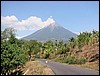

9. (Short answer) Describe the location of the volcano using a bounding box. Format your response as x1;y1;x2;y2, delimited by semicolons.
22;22;77;43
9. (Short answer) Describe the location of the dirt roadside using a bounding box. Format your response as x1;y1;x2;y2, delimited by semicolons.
21;61;55;75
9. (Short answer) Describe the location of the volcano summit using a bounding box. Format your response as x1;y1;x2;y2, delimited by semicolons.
22;19;77;43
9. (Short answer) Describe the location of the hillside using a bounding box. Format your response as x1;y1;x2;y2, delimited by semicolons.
50;31;99;71
67;42;99;70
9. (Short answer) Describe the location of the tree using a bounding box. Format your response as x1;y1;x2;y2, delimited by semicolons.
67;37;76;49
23;40;33;61
42;40;56;59
1;43;28;75
55;40;58;46
1;28;28;75
58;40;64;48
23;40;42;60
1;27;16;41
92;30;99;44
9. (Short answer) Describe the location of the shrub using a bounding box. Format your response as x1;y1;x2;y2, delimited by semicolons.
66;47;70;52
64;56;77;64
1;43;28;75
64;56;86;64
78;58;86;64
56;50;63;54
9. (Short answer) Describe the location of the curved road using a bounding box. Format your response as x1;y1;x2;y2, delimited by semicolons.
37;59;99;75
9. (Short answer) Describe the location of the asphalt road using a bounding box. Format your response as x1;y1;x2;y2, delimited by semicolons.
37;59;99;75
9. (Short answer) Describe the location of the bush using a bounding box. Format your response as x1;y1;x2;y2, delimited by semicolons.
64;56;77;64
66;47;70;52
55;57;64;63
56;50;63;54
63;53;68;57
78;58;86;64
1;43;28;75
64;56;86;64
35;53;40;58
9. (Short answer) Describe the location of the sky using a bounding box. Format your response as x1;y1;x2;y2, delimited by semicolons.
1;1;99;39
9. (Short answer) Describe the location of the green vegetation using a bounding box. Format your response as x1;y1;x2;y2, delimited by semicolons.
1;28;28;75
1;27;99;75
64;56;86;64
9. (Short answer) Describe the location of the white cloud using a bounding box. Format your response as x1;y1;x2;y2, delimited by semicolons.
74;32;80;35
50;16;53;18
1;15;55;31
1;16;26;30
44;17;55;26
15;36;22;39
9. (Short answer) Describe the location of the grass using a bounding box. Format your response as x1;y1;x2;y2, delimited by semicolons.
21;61;54;75
52;57;99;71
80;62;99;71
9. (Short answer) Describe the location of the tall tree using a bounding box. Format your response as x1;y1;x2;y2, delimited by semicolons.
1;27;28;75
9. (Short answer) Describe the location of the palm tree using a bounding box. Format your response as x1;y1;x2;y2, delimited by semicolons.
55;40;58;46
68;37;76;48
58;40;63;48
85;32;92;45
92;30;99;45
